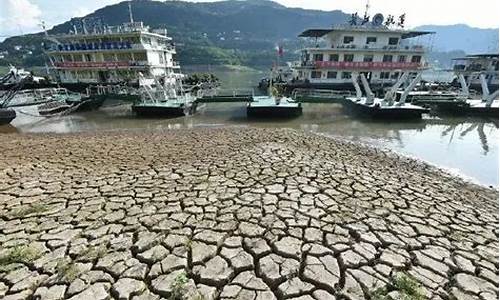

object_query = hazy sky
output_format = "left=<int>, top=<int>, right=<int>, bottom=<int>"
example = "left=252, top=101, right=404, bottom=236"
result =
left=1, top=0, right=499, bottom=40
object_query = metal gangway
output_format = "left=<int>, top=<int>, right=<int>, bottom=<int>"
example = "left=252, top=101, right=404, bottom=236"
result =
left=291, top=88, right=354, bottom=102
left=195, top=88, right=255, bottom=103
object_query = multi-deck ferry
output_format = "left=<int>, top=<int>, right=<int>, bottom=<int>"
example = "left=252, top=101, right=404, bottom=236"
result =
left=45, top=4, right=181, bottom=91
left=451, top=53, right=499, bottom=93
left=283, top=13, right=434, bottom=93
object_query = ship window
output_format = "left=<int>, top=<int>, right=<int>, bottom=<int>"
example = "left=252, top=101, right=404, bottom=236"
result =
left=341, top=72, right=351, bottom=79
left=134, top=52, right=147, bottom=61
left=117, top=53, right=132, bottom=61
left=344, top=54, right=354, bottom=62
left=398, top=55, right=406, bottom=62
left=363, top=55, right=373, bottom=62
left=313, top=54, right=323, bottom=61
left=103, top=53, right=115, bottom=62
left=388, top=37, right=399, bottom=45
left=311, top=71, right=322, bottom=79
left=366, top=37, right=377, bottom=44
left=380, top=72, right=391, bottom=79
left=383, top=55, right=393, bottom=62
left=391, top=72, right=400, bottom=79
left=63, top=54, right=72, bottom=62
left=411, top=55, right=422, bottom=63
left=343, top=36, right=354, bottom=44
left=327, top=71, right=337, bottom=79
left=85, top=54, right=92, bottom=62
left=329, top=54, right=339, bottom=62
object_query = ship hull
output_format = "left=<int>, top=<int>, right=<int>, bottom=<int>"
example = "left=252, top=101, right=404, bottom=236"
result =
left=433, top=102, right=499, bottom=117
left=246, top=105, right=302, bottom=118
left=344, top=99, right=428, bottom=120
left=0, top=108, right=16, bottom=125
left=132, top=105, right=186, bottom=117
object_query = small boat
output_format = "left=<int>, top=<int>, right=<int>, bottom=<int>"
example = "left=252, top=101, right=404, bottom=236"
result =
left=247, top=96, right=302, bottom=118
left=132, top=74, right=196, bottom=117
left=0, top=108, right=16, bottom=125
left=66, top=94, right=106, bottom=112
left=248, top=65, right=302, bottom=118
left=345, top=72, right=429, bottom=120
left=417, top=73, right=499, bottom=117
left=37, top=100, right=73, bottom=116
left=344, top=97, right=429, bottom=119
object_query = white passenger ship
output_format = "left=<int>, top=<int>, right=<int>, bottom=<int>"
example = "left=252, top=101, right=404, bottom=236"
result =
left=452, top=54, right=499, bottom=92
left=285, top=12, right=434, bottom=92
left=45, top=3, right=181, bottom=90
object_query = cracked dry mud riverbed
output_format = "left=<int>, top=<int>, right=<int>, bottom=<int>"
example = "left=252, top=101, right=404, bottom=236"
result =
left=0, top=128, right=498, bottom=300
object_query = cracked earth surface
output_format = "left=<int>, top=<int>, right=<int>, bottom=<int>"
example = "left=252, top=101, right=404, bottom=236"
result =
left=0, top=128, right=498, bottom=300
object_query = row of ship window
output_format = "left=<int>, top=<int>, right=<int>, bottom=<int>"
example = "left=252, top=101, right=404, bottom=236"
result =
left=309, top=71, right=405, bottom=79
left=342, top=36, right=399, bottom=45
left=310, top=53, right=421, bottom=63
left=54, top=41, right=133, bottom=51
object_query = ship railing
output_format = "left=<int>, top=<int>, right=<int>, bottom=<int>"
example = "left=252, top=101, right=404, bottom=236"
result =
left=325, top=44, right=426, bottom=51
left=134, top=44, right=175, bottom=51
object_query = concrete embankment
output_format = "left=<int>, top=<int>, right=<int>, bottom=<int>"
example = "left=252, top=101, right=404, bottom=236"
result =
left=0, top=128, right=497, bottom=299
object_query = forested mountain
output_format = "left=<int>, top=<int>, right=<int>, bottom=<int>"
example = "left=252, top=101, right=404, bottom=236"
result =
left=0, top=0, right=497, bottom=68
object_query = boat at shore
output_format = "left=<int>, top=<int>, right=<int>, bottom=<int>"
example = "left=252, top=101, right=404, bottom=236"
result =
left=132, top=74, right=196, bottom=117
left=451, top=54, right=498, bottom=93
left=345, top=72, right=429, bottom=120
left=248, top=68, right=302, bottom=118
left=247, top=95, right=302, bottom=118
left=280, top=11, right=433, bottom=93
left=0, top=108, right=16, bottom=125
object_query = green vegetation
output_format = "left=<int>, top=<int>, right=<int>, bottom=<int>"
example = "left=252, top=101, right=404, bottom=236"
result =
left=370, top=273, right=425, bottom=300
left=169, top=271, right=189, bottom=300
left=56, top=260, right=81, bottom=282
left=183, top=73, right=220, bottom=86
left=0, top=245, right=41, bottom=266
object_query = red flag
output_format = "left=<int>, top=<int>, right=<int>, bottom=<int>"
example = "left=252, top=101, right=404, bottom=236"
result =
left=276, top=45, right=284, bottom=57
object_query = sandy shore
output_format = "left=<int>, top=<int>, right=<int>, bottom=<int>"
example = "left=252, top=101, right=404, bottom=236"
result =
left=0, top=128, right=498, bottom=300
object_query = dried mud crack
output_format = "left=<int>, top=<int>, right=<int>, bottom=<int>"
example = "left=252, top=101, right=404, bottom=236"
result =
left=0, top=127, right=497, bottom=300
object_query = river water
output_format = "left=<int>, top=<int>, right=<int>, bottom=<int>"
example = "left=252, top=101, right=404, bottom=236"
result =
left=1, top=66, right=498, bottom=187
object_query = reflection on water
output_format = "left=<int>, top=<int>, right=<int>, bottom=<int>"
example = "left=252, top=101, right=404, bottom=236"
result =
left=4, top=101, right=499, bottom=187
left=1, top=66, right=498, bottom=187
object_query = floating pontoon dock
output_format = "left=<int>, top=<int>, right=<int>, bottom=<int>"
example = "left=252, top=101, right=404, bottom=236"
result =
left=345, top=72, right=429, bottom=120
left=247, top=96, right=302, bottom=118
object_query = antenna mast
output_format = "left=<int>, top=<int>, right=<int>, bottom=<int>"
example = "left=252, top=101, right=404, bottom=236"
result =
left=364, top=0, right=370, bottom=18
left=128, top=1, right=134, bottom=23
